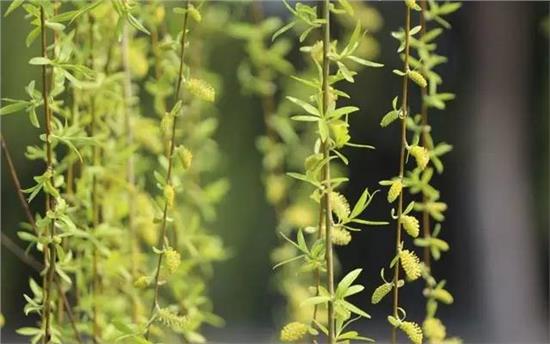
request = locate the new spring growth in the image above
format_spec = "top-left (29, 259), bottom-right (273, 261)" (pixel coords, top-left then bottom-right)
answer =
top-left (401, 214), bottom-right (420, 238)
top-left (388, 179), bottom-right (403, 203)
top-left (329, 120), bottom-right (351, 148)
top-left (161, 113), bottom-right (174, 137)
top-left (388, 314), bottom-right (423, 344)
top-left (426, 287), bottom-right (454, 304)
top-left (372, 269), bottom-right (405, 304)
top-left (134, 275), bottom-right (152, 289)
top-left (400, 249), bottom-right (422, 281)
top-left (175, 145), bottom-right (193, 170)
top-left (156, 307), bottom-right (188, 330)
top-left (409, 145), bottom-right (430, 170)
top-left (187, 4), bottom-right (202, 23)
top-left (404, 0), bottom-right (422, 11)
top-left (330, 191), bottom-right (351, 220)
top-left (332, 226), bottom-right (352, 246)
top-left (407, 70), bottom-right (427, 88)
top-left (162, 247), bottom-right (181, 275)
top-left (280, 322), bottom-right (309, 342)
top-left (423, 318), bottom-right (446, 342)
top-left (164, 184), bottom-right (175, 209)
top-left (186, 78), bottom-right (215, 102)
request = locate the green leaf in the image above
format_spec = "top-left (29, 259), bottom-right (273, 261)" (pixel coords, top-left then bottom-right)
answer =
top-left (344, 284), bottom-right (365, 297)
top-left (26, 27), bottom-right (40, 47)
top-left (328, 106), bottom-right (359, 119)
top-left (272, 21), bottom-right (295, 41)
top-left (286, 96), bottom-right (320, 116)
top-left (350, 188), bottom-right (370, 219)
top-left (392, 69), bottom-right (406, 76)
top-left (16, 327), bottom-right (43, 336)
top-left (380, 110), bottom-right (399, 127)
top-left (345, 55), bottom-right (383, 68)
top-left (126, 13), bottom-right (150, 35)
top-left (341, 300), bottom-right (371, 318)
top-left (291, 115), bottom-right (319, 122)
top-left (45, 21), bottom-right (65, 32)
top-left (4, 0), bottom-right (24, 17)
top-left (0, 101), bottom-right (28, 115)
top-left (301, 295), bottom-right (331, 307)
top-left (29, 57), bottom-right (52, 65)
top-left (336, 268), bottom-right (362, 295)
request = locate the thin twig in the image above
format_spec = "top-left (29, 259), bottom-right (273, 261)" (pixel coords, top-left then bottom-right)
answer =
top-left (419, 0), bottom-right (431, 268)
top-left (40, 6), bottom-right (57, 343)
top-left (391, 5), bottom-right (412, 344)
top-left (145, 2), bottom-right (190, 339)
top-left (321, 1), bottom-right (335, 343)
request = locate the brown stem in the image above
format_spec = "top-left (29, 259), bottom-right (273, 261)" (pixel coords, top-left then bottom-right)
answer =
top-left (321, 1), bottom-right (335, 343)
top-left (419, 0), bottom-right (432, 269)
top-left (145, 3), bottom-right (190, 339)
top-left (40, 7), bottom-right (57, 343)
top-left (391, 5), bottom-right (411, 344)
top-left (1, 137), bottom-right (38, 234)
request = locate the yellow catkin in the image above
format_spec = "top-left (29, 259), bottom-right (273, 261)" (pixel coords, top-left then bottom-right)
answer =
top-left (410, 145), bottom-right (430, 170)
top-left (164, 184), bottom-right (175, 209)
top-left (400, 250), bottom-right (421, 281)
top-left (401, 215), bottom-right (420, 238)
top-left (330, 192), bottom-right (351, 220)
top-left (332, 226), bottom-right (352, 246)
top-left (329, 120), bottom-right (350, 148)
top-left (408, 70), bottom-right (427, 88)
top-left (388, 179), bottom-right (403, 203)
top-left (186, 78), bottom-right (215, 102)
top-left (176, 146), bottom-right (193, 170)
top-left (161, 113), bottom-right (174, 137)
top-left (400, 321), bottom-right (423, 344)
top-left (432, 289), bottom-right (454, 304)
top-left (187, 4), bottom-right (202, 22)
top-left (134, 275), bottom-right (151, 289)
top-left (157, 308), bottom-right (187, 330)
top-left (371, 283), bottom-right (392, 304)
top-left (310, 41), bottom-right (323, 63)
top-left (280, 322), bottom-right (308, 342)
top-left (405, 0), bottom-right (421, 11)
top-left (423, 318), bottom-right (446, 342)
top-left (163, 247), bottom-right (181, 275)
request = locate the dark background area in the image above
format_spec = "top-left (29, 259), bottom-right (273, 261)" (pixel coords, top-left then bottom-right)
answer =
top-left (2, 1), bottom-right (548, 343)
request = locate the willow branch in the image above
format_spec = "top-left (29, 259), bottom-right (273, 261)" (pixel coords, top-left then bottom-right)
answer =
top-left (40, 6), bottom-right (57, 343)
top-left (391, 5), bottom-right (411, 344)
top-left (0, 137), bottom-right (82, 344)
top-left (145, 2), bottom-right (190, 339)
top-left (321, 1), bottom-right (335, 343)
top-left (419, 0), bottom-right (431, 268)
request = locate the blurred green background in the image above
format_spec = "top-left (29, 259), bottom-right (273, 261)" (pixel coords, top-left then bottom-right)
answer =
top-left (2, 1), bottom-right (548, 343)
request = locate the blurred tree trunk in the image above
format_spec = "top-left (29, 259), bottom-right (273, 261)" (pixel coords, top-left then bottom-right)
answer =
top-left (468, 2), bottom-right (546, 342)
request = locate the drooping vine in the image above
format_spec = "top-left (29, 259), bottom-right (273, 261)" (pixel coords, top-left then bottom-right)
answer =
top-left (376, 1), bottom-right (425, 343)
top-left (407, 1), bottom-right (461, 343)
top-left (275, 0), bottom-right (384, 343)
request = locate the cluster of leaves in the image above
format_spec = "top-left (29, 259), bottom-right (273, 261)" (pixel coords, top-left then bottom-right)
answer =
top-left (272, 0), bottom-right (385, 343)
top-left (409, 1), bottom-right (461, 343)
top-left (1, 1), bottom-right (227, 343)
top-left (374, 1), bottom-right (461, 343)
